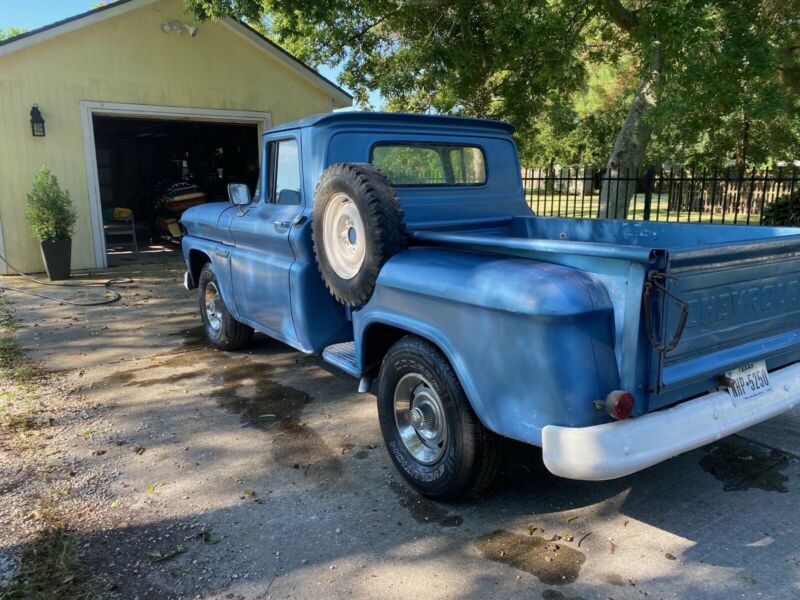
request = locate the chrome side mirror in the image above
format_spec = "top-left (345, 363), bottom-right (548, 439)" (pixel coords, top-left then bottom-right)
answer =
top-left (227, 183), bottom-right (252, 206)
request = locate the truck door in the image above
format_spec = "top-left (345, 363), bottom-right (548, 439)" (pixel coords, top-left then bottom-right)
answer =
top-left (228, 136), bottom-right (302, 343)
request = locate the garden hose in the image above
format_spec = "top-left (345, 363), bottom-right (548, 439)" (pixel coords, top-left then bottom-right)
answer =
top-left (0, 252), bottom-right (131, 306)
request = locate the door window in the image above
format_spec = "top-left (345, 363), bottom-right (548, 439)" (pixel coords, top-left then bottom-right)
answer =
top-left (269, 139), bottom-right (301, 205)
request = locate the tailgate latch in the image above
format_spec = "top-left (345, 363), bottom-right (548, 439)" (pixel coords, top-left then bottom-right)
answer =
top-left (643, 272), bottom-right (689, 354)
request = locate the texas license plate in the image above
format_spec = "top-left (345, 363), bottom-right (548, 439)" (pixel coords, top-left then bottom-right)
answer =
top-left (725, 360), bottom-right (772, 404)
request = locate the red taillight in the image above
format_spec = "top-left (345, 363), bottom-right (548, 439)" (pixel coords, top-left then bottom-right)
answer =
top-left (605, 390), bottom-right (634, 420)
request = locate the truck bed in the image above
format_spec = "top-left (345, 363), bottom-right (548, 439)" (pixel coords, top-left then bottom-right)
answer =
top-left (411, 216), bottom-right (800, 412)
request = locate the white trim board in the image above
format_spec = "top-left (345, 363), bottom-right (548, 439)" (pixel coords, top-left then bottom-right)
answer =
top-left (79, 101), bottom-right (271, 268)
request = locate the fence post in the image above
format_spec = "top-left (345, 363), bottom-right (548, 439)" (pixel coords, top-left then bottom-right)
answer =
top-left (642, 164), bottom-right (656, 221)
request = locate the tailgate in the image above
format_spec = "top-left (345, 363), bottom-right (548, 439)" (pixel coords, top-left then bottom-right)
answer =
top-left (651, 237), bottom-right (800, 406)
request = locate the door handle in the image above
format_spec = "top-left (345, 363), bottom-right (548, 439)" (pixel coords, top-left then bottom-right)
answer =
top-left (273, 220), bottom-right (291, 230)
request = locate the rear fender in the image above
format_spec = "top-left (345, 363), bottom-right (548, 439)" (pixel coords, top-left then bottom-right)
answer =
top-left (354, 248), bottom-right (619, 446)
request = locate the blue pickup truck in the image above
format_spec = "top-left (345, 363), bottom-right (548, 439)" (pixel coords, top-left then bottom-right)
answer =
top-left (181, 112), bottom-right (800, 499)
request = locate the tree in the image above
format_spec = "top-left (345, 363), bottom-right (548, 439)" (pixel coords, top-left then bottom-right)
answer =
top-left (0, 27), bottom-right (26, 41)
top-left (186, 0), bottom-right (799, 218)
top-left (597, 1), bottom-right (800, 217)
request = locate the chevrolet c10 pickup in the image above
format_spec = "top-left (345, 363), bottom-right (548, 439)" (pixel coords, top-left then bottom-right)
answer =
top-left (181, 112), bottom-right (800, 500)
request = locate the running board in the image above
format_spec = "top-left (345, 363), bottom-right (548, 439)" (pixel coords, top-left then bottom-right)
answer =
top-left (322, 341), bottom-right (361, 378)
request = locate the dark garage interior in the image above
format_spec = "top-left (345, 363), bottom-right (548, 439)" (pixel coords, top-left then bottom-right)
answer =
top-left (92, 116), bottom-right (260, 263)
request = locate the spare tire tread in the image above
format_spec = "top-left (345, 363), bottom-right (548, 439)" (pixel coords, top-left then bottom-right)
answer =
top-left (312, 163), bottom-right (406, 306)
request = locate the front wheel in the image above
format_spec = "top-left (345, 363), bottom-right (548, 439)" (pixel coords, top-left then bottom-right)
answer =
top-left (197, 264), bottom-right (253, 351)
top-left (377, 336), bottom-right (503, 500)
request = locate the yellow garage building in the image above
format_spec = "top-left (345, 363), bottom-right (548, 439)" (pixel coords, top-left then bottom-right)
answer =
top-left (0, 0), bottom-right (351, 274)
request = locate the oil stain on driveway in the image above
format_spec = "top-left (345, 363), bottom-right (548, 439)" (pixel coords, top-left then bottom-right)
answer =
top-left (2, 258), bottom-right (800, 599)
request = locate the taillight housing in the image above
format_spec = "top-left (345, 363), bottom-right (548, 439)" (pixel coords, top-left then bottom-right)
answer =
top-left (603, 390), bottom-right (634, 420)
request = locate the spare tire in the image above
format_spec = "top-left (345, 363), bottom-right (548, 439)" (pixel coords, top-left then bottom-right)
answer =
top-left (312, 163), bottom-right (406, 306)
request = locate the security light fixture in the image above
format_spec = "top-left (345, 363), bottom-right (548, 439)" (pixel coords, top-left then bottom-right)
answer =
top-left (160, 20), bottom-right (198, 37)
top-left (30, 104), bottom-right (45, 137)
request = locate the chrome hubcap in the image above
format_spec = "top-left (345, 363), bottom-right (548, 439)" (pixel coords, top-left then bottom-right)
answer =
top-left (394, 373), bottom-right (447, 465)
top-left (322, 192), bottom-right (366, 280)
top-left (204, 281), bottom-right (223, 332)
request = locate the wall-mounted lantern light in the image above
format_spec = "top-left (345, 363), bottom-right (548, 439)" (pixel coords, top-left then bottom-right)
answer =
top-left (30, 104), bottom-right (45, 137)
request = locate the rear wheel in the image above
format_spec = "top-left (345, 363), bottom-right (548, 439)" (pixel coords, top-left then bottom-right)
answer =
top-left (377, 336), bottom-right (503, 500)
top-left (198, 264), bottom-right (253, 351)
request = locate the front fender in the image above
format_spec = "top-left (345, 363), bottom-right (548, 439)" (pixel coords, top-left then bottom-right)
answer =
top-left (354, 248), bottom-right (619, 446)
top-left (181, 235), bottom-right (239, 321)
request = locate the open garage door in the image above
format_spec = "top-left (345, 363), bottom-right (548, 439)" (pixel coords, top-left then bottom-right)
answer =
top-left (91, 115), bottom-right (260, 266)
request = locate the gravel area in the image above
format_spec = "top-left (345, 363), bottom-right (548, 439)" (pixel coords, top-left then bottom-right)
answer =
top-left (1, 255), bottom-right (799, 599)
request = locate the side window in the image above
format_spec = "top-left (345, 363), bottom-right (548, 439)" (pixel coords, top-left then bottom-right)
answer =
top-left (269, 139), bottom-right (301, 205)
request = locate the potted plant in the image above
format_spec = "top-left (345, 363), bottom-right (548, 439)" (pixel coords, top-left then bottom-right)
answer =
top-left (26, 167), bottom-right (77, 280)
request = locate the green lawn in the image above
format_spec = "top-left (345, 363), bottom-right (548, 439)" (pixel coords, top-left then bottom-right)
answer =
top-left (524, 192), bottom-right (765, 225)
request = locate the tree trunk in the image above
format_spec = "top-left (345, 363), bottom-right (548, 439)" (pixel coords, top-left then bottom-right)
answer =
top-left (736, 112), bottom-right (750, 172)
top-left (598, 53), bottom-right (659, 219)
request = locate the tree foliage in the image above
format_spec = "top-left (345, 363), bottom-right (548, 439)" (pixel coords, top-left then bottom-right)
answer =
top-left (186, 0), bottom-right (800, 169)
top-left (0, 27), bottom-right (26, 41)
top-left (26, 168), bottom-right (77, 242)
top-left (761, 190), bottom-right (800, 226)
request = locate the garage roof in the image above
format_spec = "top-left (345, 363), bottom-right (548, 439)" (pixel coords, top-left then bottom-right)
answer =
top-left (0, 0), bottom-right (353, 108)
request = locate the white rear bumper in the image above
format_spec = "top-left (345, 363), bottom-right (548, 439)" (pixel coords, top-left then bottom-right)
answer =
top-left (542, 361), bottom-right (800, 481)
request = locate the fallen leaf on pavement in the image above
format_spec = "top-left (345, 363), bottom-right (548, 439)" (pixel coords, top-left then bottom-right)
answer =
top-left (200, 530), bottom-right (219, 545)
top-left (147, 546), bottom-right (187, 562)
top-left (527, 525), bottom-right (543, 535)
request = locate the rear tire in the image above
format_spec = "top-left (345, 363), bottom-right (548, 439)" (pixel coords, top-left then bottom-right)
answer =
top-left (377, 335), bottom-right (503, 500)
top-left (198, 264), bottom-right (253, 351)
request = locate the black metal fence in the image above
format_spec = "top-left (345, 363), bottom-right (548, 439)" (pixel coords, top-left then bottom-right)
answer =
top-left (521, 165), bottom-right (800, 225)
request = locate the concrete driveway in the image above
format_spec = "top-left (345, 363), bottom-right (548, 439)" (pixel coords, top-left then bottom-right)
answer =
top-left (2, 256), bottom-right (799, 599)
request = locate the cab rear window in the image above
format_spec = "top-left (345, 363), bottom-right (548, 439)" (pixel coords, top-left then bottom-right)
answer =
top-left (370, 143), bottom-right (486, 186)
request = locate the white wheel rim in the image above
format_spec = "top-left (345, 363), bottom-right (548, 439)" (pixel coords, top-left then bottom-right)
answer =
top-left (322, 192), bottom-right (366, 280)
top-left (204, 281), bottom-right (223, 332)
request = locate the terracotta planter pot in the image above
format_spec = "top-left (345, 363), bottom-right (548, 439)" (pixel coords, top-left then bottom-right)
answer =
top-left (39, 238), bottom-right (72, 280)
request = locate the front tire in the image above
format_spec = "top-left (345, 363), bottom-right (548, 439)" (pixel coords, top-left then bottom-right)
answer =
top-left (198, 264), bottom-right (253, 351)
top-left (377, 336), bottom-right (503, 500)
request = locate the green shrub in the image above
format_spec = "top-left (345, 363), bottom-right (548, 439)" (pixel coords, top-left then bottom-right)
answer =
top-left (26, 167), bottom-right (77, 241)
top-left (761, 190), bottom-right (800, 226)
